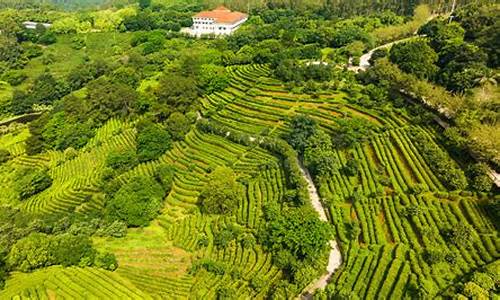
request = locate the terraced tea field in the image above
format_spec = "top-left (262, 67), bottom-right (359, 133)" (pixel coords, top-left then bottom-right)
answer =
top-left (0, 63), bottom-right (497, 299)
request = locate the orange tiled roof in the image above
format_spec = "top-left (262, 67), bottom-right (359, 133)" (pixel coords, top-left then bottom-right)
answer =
top-left (194, 6), bottom-right (247, 24)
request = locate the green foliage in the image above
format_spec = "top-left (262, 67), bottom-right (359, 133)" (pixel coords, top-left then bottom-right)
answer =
top-left (1, 70), bottom-right (26, 86)
top-left (154, 164), bottom-right (175, 191)
top-left (155, 74), bottom-right (198, 115)
top-left (197, 64), bottom-right (230, 94)
top-left (139, 0), bottom-right (151, 10)
top-left (86, 78), bottom-right (138, 126)
top-left (470, 272), bottom-right (495, 291)
top-left (105, 175), bottom-right (165, 227)
top-left (304, 129), bottom-right (339, 177)
top-left (216, 285), bottom-right (237, 300)
top-left (0, 149), bottom-right (11, 164)
top-left (466, 163), bottom-right (492, 192)
top-left (331, 118), bottom-right (374, 149)
top-left (260, 206), bottom-right (332, 263)
top-left (199, 167), bottom-right (241, 215)
top-left (389, 39), bottom-right (438, 80)
top-left (136, 120), bottom-right (172, 162)
top-left (331, 25), bottom-right (372, 48)
top-left (442, 224), bottom-right (474, 248)
top-left (42, 112), bottom-right (95, 151)
top-left (410, 130), bottom-right (467, 190)
top-left (166, 112), bottom-right (191, 141)
top-left (112, 66), bottom-right (140, 88)
top-left (190, 259), bottom-right (226, 276)
top-left (15, 167), bottom-right (52, 200)
top-left (286, 114), bottom-right (317, 154)
top-left (7, 233), bottom-right (95, 272)
top-left (275, 60), bottom-right (332, 83)
top-left (94, 252), bottom-right (118, 271)
top-left (462, 282), bottom-right (488, 299)
top-left (106, 149), bottom-right (139, 173)
top-left (420, 19), bottom-right (465, 52)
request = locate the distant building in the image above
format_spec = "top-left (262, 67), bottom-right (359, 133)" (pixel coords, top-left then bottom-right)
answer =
top-left (183, 6), bottom-right (248, 37)
top-left (22, 21), bottom-right (52, 30)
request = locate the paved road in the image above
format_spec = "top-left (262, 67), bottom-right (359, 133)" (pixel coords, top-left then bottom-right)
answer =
top-left (299, 163), bottom-right (342, 298)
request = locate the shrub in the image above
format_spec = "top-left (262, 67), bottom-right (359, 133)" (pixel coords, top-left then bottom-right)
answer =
top-left (7, 233), bottom-right (96, 272)
top-left (199, 167), bottom-right (241, 215)
top-left (166, 112), bottom-right (191, 141)
top-left (409, 130), bottom-right (467, 190)
top-left (155, 164), bottom-right (175, 191)
top-left (105, 149), bottom-right (139, 173)
top-left (467, 163), bottom-right (492, 192)
top-left (190, 259), bottom-right (226, 275)
top-left (136, 120), bottom-right (172, 162)
top-left (0, 149), bottom-right (11, 164)
top-left (105, 175), bottom-right (165, 227)
top-left (260, 207), bottom-right (332, 263)
top-left (16, 168), bottom-right (53, 200)
top-left (94, 252), bottom-right (118, 271)
top-left (250, 275), bottom-right (266, 292)
top-left (216, 285), bottom-right (237, 300)
top-left (2, 70), bottom-right (27, 86)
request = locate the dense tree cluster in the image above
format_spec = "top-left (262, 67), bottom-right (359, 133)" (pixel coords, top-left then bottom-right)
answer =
top-left (199, 167), bottom-right (241, 215)
top-left (260, 204), bottom-right (332, 283)
top-left (105, 175), bottom-right (166, 227)
top-left (14, 167), bottom-right (52, 200)
top-left (0, 207), bottom-right (123, 287)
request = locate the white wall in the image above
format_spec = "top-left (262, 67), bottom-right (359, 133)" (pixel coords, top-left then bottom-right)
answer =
top-left (189, 17), bottom-right (247, 37)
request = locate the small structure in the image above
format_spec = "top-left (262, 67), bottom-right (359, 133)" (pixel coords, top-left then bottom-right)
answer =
top-left (182, 6), bottom-right (248, 37)
top-left (22, 21), bottom-right (52, 30)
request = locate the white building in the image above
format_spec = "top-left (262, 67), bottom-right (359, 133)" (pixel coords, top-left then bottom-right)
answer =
top-left (22, 21), bottom-right (52, 30)
top-left (184, 6), bottom-right (248, 37)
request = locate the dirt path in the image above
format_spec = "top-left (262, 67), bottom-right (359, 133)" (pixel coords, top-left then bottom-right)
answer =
top-left (299, 163), bottom-right (342, 298)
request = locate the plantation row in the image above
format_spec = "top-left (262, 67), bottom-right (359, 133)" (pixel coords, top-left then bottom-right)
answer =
top-left (202, 65), bottom-right (411, 138)
top-left (0, 266), bottom-right (149, 299)
top-left (318, 126), bottom-right (447, 205)
top-left (0, 126), bottom-right (29, 157)
top-left (327, 192), bottom-right (498, 297)
top-left (210, 65), bottom-right (407, 134)
top-left (331, 244), bottom-right (410, 299)
top-left (18, 120), bottom-right (136, 215)
top-left (200, 65), bottom-right (498, 299)
top-left (151, 128), bottom-right (280, 223)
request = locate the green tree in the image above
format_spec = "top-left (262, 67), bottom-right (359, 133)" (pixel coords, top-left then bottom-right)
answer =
top-left (7, 232), bottom-right (52, 271)
top-left (466, 163), bottom-right (492, 192)
top-left (106, 175), bottom-right (165, 227)
top-left (106, 149), bottom-right (139, 173)
top-left (260, 206), bottom-right (332, 262)
top-left (197, 64), bottom-right (230, 94)
top-left (304, 129), bottom-right (339, 176)
top-left (139, 0), bottom-right (151, 10)
top-left (0, 149), bottom-right (11, 164)
top-left (154, 164), bottom-right (175, 191)
top-left (199, 167), bottom-right (241, 215)
top-left (86, 78), bottom-right (138, 125)
top-left (389, 40), bottom-right (438, 79)
top-left (286, 114), bottom-right (317, 154)
top-left (136, 120), bottom-right (172, 162)
top-left (112, 66), bottom-right (140, 88)
top-left (155, 74), bottom-right (198, 115)
top-left (15, 167), bottom-right (52, 200)
top-left (166, 112), bottom-right (191, 141)
top-left (94, 252), bottom-right (118, 271)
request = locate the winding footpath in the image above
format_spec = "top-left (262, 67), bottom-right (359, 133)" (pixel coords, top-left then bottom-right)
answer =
top-left (299, 163), bottom-right (342, 298)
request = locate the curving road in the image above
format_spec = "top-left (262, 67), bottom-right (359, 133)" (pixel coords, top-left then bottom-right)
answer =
top-left (299, 163), bottom-right (342, 298)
